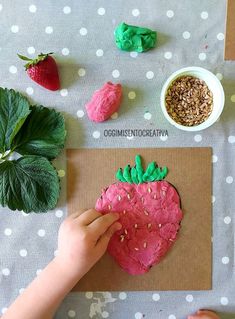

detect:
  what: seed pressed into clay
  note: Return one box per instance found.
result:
[134,224,138,228]
[148,187,152,193]
[127,193,131,200]
[147,223,152,228]
[108,205,112,210]
[124,229,128,235]
[134,247,139,251]
[120,235,125,242]
[143,242,147,248]
[117,195,122,201]
[144,210,149,216]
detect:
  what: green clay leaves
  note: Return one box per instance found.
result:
[114,22,157,53]
[0,156,60,213]
[0,88,66,213]
[0,88,31,153]
[116,155,168,184]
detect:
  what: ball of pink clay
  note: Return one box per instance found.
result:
[85,82,122,122]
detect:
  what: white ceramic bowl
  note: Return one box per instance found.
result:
[160,66,225,131]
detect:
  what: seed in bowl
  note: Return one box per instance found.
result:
[165,76,213,126]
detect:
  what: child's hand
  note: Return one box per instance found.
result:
[55,209,122,280]
[188,310,220,319]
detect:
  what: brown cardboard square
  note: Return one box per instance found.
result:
[225,0,235,60]
[67,148,212,291]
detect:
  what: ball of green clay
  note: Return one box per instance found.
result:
[114,22,157,53]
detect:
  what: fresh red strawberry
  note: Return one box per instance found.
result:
[18,52,60,91]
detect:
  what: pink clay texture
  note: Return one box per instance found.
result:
[95,181,183,275]
[85,82,122,122]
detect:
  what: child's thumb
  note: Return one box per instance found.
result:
[97,222,122,251]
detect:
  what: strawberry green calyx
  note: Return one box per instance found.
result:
[115,155,168,184]
[18,52,54,70]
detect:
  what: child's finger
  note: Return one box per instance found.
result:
[96,222,122,250]
[88,213,120,237]
[77,209,102,225]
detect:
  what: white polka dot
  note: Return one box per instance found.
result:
[186,294,194,302]
[93,131,100,139]
[130,51,138,58]
[55,210,63,218]
[160,135,168,141]
[85,292,93,299]
[2,268,10,276]
[168,315,176,319]
[58,169,65,177]
[182,31,191,39]
[97,7,105,15]
[216,73,223,81]
[0,4,2,11]
[112,69,120,78]
[119,292,127,300]
[212,195,216,204]
[45,26,53,34]
[212,155,218,163]
[144,112,152,120]
[194,134,202,142]
[4,228,12,236]
[152,293,160,301]
[231,95,235,103]
[78,68,86,77]
[9,65,17,74]
[54,249,58,257]
[132,9,140,17]
[166,10,174,18]
[111,112,118,119]
[26,87,34,95]
[37,229,45,237]
[102,311,109,318]
[201,11,208,19]
[199,53,207,61]
[11,25,19,33]
[217,33,224,41]
[226,176,233,184]
[127,135,134,140]
[29,4,36,13]
[146,71,154,79]
[36,269,42,276]
[128,91,136,99]
[63,6,71,14]
[19,249,27,257]
[68,310,76,318]
[60,89,68,96]
[96,49,104,57]
[22,212,29,217]
[1,308,7,314]
[77,110,85,118]
[228,135,235,143]
[222,256,229,264]
[135,313,143,319]
[220,297,228,306]
[79,27,87,36]
[62,48,69,56]
[164,51,172,59]
[19,288,25,294]
[224,216,231,224]
[27,46,35,55]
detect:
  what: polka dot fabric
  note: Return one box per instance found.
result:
[0,1,233,319]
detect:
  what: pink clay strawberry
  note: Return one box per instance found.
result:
[18,52,60,91]
[95,155,183,275]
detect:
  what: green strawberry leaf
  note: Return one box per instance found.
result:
[12,105,66,159]
[0,88,31,153]
[0,155,60,213]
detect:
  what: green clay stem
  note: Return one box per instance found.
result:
[115,155,168,184]
[116,168,127,182]
[123,165,133,183]
[131,167,139,184]
[135,155,144,183]
[143,161,156,181]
